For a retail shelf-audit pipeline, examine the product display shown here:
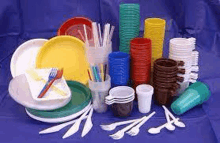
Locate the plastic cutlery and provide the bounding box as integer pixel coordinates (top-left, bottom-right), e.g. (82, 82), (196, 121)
(26, 69), (67, 96)
(38, 68), (64, 98)
(162, 105), (185, 128)
(100, 118), (140, 131)
(62, 105), (92, 139)
(81, 107), (94, 137)
(126, 111), (156, 136)
(164, 109), (175, 131)
(109, 116), (145, 140)
(39, 116), (88, 134)
(148, 118), (179, 134)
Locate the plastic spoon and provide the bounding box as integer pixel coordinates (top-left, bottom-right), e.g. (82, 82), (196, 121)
(162, 105), (185, 128)
(164, 109), (175, 131)
(148, 118), (179, 134)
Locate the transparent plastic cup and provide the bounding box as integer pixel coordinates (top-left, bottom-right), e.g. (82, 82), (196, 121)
(136, 84), (154, 113)
(85, 42), (112, 65)
(88, 74), (111, 113)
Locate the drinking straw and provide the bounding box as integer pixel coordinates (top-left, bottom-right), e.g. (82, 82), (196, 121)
(98, 23), (103, 46)
(92, 66), (98, 82)
(92, 22), (99, 48)
(77, 30), (85, 42)
(83, 24), (89, 46)
(87, 69), (92, 81)
(104, 64), (107, 81)
(108, 26), (115, 44)
(103, 23), (110, 47)
(95, 66), (102, 82)
(100, 63), (104, 81)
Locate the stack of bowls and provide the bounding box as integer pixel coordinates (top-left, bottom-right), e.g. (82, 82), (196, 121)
(105, 86), (135, 117)
(169, 37), (199, 94)
(109, 52), (130, 87)
(144, 18), (166, 69)
(153, 58), (185, 105)
(130, 38), (152, 89)
(119, 3), (140, 54)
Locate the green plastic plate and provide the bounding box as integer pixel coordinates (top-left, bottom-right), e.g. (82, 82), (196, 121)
(26, 81), (91, 118)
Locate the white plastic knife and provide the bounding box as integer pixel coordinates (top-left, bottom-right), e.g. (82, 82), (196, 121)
(81, 107), (94, 137)
(62, 105), (92, 139)
(39, 116), (88, 134)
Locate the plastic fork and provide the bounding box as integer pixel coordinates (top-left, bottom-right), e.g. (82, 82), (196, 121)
(126, 112), (155, 136)
(26, 69), (67, 96)
(100, 118), (140, 131)
(109, 116), (145, 140)
(38, 68), (63, 98)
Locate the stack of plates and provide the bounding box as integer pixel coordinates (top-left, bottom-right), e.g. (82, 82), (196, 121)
(119, 3), (140, 53)
(9, 36), (92, 123)
(169, 37), (199, 94)
(9, 74), (91, 123)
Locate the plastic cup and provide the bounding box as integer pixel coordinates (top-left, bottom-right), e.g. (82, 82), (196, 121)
(171, 81), (211, 115)
(136, 84), (154, 113)
(88, 74), (111, 113)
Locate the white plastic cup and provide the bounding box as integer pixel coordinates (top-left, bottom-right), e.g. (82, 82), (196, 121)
(136, 84), (154, 114)
(88, 74), (111, 113)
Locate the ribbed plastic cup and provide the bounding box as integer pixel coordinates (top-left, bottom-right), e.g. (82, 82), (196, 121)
(171, 81), (211, 115)
(144, 18), (165, 67)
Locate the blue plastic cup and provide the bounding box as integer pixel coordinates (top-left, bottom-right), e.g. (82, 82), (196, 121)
(171, 81), (211, 115)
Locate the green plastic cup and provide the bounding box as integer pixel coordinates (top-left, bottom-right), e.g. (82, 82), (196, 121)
(171, 81), (211, 115)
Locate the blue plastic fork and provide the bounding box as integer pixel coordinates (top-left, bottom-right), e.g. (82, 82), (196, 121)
(38, 68), (57, 98)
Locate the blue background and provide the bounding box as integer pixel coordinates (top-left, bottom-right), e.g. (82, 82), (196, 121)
(0, 0), (220, 142)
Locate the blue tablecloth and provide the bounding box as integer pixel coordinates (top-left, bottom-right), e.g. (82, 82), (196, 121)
(0, 0), (220, 142)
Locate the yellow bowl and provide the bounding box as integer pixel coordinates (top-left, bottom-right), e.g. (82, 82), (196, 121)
(36, 36), (89, 85)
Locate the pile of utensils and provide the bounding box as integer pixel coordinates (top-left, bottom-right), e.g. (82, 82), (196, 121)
(39, 105), (94, 139)
(148, 106), (185, 134)
(100, 111), (156, 140)
(169, 37), (199, 94)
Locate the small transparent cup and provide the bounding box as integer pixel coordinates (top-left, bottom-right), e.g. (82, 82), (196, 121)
(88, 74), (111, 113)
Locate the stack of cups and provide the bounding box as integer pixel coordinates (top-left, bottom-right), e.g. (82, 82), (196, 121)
(105, 86), (135, 117)
(136, 84), (154, 113)
(169, 37), (199, 94)
(109, 52), (130, 87)
(144, 18), (166, 69)
(130, 38), (152, 90)
(119, 3), (140, 53)
(89, 74), (111, 113)
(153, 58), (185, 105)
(171, 81), (211, 115)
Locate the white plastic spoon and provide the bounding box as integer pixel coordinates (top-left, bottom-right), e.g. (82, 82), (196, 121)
(164, 109), (175, 131)
(162, 105), (185, 128)
(148, 118), (179, 134)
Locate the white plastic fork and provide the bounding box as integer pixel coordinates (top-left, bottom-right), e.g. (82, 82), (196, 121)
(109, 116), (145, 140)
(100, 118), (140, 131)
(126, 111), (156, 136)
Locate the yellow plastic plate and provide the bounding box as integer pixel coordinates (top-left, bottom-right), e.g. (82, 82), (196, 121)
(36, 36), (89, 84)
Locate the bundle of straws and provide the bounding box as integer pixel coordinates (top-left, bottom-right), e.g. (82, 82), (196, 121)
(83, 22), (115, 82)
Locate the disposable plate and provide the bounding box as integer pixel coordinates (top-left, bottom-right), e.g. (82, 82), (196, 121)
(35, 36), (89, 84)
(10, 39), (48, 77)
(8, 74), (71, 111)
